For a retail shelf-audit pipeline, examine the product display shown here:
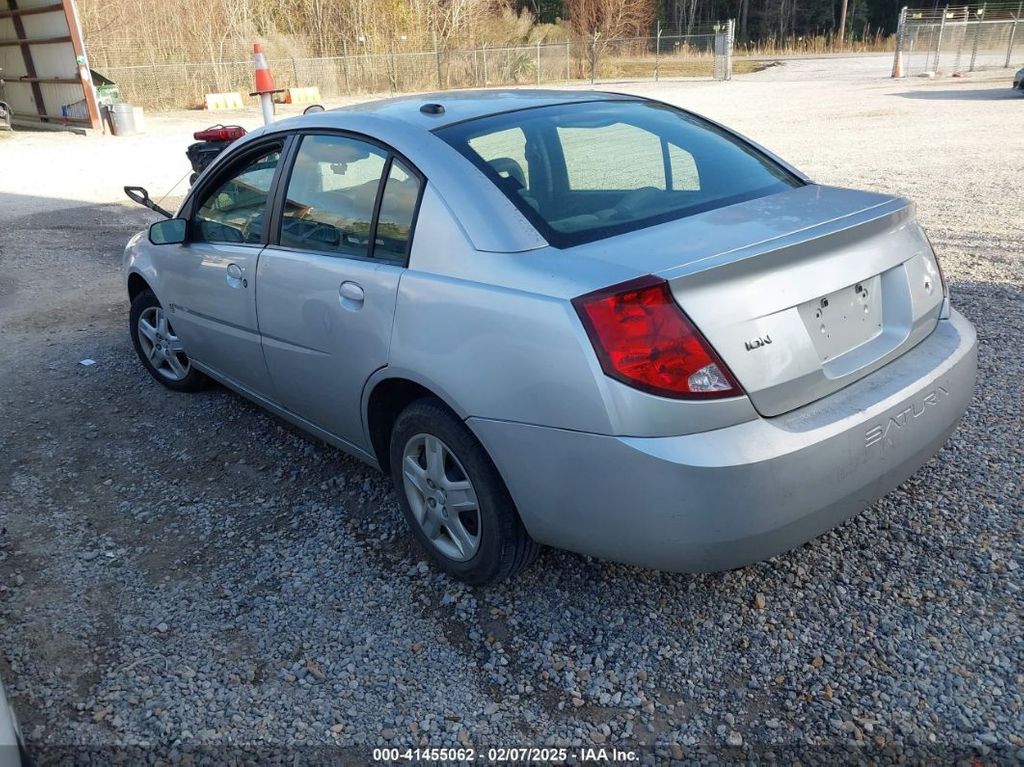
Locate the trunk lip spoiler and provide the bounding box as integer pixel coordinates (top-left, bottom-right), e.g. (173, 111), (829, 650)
(657, 190), (912, 282)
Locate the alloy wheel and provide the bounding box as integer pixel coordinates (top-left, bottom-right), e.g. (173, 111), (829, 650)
(401, 433), (481, 562)
(136, 306), (191, 382)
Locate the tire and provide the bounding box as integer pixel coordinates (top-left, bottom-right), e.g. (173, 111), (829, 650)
(389, 398), (538, 585)
(129, 288), (209, 393)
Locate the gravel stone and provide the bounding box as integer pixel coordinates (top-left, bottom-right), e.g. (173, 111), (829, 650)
(0, 57), (1020, 763)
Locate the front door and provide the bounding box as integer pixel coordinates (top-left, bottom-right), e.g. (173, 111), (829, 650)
(155, 142), (284, 397)
(256, 133), (424, 449)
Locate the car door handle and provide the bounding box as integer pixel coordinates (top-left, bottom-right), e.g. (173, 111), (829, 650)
(226, 262), (246, 288)
(339, 281), (365, 310)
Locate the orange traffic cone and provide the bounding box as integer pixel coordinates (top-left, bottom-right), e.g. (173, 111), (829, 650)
(252, 44), (277, 94)
(250, 43), (282, 125)
(891, 50), (904, 78)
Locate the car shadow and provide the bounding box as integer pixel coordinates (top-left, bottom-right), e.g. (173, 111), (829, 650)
(893, 85), (1022, 100)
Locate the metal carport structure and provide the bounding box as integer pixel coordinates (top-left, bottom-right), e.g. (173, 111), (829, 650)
(0, 0), (100, 130)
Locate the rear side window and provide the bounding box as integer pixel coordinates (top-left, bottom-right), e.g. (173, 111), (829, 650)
(279, 134), (388, 258)
(438, 100), (801, 248)
(374, 159), (422, 262)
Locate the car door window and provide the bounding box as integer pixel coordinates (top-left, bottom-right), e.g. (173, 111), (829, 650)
(192, 147), (281, 244)
(279, 134), (388, 258)
(373, 159), (422, 263)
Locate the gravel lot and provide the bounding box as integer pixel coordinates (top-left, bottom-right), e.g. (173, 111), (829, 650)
(0, 58), (1021, 763)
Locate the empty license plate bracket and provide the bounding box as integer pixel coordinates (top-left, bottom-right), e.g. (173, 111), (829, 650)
(798, 276), (883, 362)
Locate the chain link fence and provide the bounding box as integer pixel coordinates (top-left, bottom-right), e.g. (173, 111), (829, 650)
(91, 25), (736, 109)
(893, 2), (1022, 76)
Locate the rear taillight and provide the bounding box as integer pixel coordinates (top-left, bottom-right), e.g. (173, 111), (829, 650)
(193, 125), (246, 142)
(573, 275), (743, 400)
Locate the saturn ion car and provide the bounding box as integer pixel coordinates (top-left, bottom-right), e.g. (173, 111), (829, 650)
(123, 90), (977, 584)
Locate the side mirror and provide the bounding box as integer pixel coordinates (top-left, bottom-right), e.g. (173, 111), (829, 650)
(149, 218), (187, 245)
(303, 104), (325, 115)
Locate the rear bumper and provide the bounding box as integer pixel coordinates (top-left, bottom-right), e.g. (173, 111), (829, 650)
(470, 310), (977, 572)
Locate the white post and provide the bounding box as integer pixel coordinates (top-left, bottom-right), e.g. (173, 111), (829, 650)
(933, 6), (949, 72)
(727, 18), (735, 80)
(259, 93), (274, 126)
(1006, 1), (1022, 68)
(969, 3), (986, 71)
(655, 19), (662, 81)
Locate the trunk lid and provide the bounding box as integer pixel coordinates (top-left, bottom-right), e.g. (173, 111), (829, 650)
(573, 184), (945, 416)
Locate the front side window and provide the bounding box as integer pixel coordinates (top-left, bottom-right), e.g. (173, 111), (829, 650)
(438, 100), (801, 248)
(192, 147), (281, 244)
(279, 134), (388, 258)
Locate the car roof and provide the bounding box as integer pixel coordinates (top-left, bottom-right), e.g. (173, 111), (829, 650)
(249, 89), (648, 253)
(314, 88), (639, 130)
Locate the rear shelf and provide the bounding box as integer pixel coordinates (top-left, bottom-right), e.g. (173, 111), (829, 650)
(659, 186), (945, 416)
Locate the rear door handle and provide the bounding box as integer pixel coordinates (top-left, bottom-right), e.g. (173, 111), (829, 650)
(339, 281), (364, 310)
(226, 262), (246, 288)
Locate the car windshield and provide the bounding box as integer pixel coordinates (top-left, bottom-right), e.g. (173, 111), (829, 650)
(437, 100), (802, 248)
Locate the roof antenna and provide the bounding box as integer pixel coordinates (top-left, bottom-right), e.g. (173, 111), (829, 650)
(420, 103), (445, 115)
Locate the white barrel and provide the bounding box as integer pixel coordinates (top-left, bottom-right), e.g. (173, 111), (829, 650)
(109, 103), (136, 136)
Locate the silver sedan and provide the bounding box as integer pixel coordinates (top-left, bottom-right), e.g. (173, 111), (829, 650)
(124, 90), (976, 584)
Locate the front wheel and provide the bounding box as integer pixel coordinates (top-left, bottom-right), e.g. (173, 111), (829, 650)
(389, 398), (538, 585)
(129, 288), (209, 392)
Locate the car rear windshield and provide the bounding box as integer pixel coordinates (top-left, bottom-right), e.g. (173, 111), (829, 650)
(437, 100), (803, 248)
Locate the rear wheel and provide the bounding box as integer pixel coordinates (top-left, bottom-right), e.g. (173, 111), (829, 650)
(389, 398), (538, 585)
(129, 289), (209, 392)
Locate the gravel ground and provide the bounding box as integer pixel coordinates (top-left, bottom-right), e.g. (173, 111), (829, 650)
(0, 59), (1021, 763)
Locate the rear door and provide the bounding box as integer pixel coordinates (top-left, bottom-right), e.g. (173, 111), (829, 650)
(256, 132), (424, 448)
(155, 140), (285, 396)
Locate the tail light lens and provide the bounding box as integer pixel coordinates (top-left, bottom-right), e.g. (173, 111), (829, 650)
(573, 275), (743, 400)
(193, 125), (246, 142)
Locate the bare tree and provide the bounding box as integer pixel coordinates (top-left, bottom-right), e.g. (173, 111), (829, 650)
(565, 0), (655, 38)
(414, 0), (506, 49)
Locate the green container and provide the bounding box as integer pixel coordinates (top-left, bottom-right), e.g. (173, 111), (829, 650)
(91, 70), (121, 105)
(96, 83), (121, 104)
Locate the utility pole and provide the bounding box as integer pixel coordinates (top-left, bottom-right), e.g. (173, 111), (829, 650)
(837, 0), (849, 46)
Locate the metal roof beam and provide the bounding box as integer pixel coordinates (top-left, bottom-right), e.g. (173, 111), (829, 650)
(0, 35), (73, 46)
(0, 4), (63, 19)
(60, 0), (101, 129)
(6, 76), (80, 84)
(5, 0), (48, 125)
